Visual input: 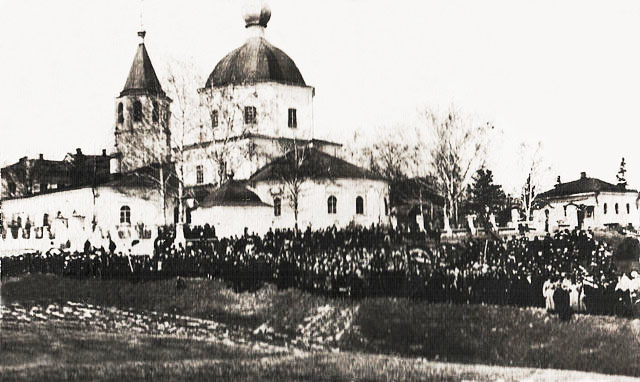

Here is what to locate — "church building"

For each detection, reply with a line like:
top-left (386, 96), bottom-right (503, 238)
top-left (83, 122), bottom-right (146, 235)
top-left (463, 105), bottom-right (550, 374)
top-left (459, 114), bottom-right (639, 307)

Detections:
top-left (1, 0), bottom-right (391, 249)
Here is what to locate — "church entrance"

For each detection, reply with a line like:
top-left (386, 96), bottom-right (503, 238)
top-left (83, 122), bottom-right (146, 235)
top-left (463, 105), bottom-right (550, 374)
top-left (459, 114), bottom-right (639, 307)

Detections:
top-left (577, 208), bottom-right (585, 229)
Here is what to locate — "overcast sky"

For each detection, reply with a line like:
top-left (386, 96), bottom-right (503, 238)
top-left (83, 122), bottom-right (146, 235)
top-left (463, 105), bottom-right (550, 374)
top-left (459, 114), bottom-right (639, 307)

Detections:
top-left (2, 0), bottom-right (640, 194)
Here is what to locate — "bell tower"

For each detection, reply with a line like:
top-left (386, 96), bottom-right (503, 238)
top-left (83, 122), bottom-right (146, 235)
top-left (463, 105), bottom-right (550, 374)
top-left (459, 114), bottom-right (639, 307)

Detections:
top-left (114, 31), bottom-right (171, 173)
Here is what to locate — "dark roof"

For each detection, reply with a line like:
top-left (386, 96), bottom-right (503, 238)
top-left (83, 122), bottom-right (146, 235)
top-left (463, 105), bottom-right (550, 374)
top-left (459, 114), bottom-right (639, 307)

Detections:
top-left (205, 37), bottom-right (306, 88)
top-left (249, 147), bottom-right (382, 182)
top-left (199, 180), bottom-right (270, 208)
top-left (121, 43), bottom-right (165, 97)
top-left (538, 176), bottom-right (636, 199)
top-left (102, 162), bottom-right (178, 193)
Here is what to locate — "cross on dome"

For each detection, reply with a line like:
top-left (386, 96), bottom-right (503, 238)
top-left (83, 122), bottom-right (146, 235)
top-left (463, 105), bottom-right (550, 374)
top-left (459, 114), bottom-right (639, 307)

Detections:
top-left (242, 0), bottom-right (271, 28)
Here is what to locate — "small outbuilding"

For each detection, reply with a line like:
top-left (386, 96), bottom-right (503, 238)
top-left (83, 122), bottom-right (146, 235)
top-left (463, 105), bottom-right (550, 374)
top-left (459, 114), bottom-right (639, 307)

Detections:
top-left (190, 180), bottom-right (273, 238)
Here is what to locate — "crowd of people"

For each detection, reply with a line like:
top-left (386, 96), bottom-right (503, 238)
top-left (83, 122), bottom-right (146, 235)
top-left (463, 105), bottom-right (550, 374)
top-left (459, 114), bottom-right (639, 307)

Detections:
top-left (1, 224), bottom-right (637, 316)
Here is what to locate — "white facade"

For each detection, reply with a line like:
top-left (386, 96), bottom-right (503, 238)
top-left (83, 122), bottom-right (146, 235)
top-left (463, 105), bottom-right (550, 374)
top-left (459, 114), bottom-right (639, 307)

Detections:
top-left (252, 178), bottom-right (391, 230)
top-left (191, 204), bottom-right (273, 238)
top-left (198, 83), bottom-right (314, 143)
top-left (532, 191), bottom-right (639, 232)
top-left (0, 185), bottom-right (172, 254)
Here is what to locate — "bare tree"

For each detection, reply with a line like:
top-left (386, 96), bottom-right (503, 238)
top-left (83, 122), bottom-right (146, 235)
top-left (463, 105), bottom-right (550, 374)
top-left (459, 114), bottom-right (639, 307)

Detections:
top-left (197, 82), bottom-right (265, 185)
top-left (420, 108), bottom-right (492, 230)
top-left (518, 141), bottom-right (551, 222)
top-left (344, 126), bottom-right (413, 182)
top-left (165, 59), bottom-right (203, 225)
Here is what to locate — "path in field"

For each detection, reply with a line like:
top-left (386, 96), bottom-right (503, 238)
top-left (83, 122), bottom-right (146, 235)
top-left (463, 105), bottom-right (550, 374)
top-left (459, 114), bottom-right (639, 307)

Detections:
top-left (0, 302), bottom-right (297, 354)
top-left (2, 302), bottom-right (638, 381)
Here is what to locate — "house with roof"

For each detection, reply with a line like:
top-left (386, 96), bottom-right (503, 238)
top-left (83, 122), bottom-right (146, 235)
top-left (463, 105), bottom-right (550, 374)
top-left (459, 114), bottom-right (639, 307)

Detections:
top-left (532, 171), bottom-right (639, 232)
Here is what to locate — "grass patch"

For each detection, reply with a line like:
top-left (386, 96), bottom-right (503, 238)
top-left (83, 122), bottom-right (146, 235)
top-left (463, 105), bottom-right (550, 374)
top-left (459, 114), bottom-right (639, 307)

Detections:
top-left (344, 298), bottom-right (640, 377)
top-left (6, 274), bottom-right (640, 378)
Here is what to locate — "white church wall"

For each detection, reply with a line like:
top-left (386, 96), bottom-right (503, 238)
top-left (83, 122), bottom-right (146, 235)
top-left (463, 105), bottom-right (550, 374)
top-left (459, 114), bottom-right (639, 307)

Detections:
top-left (191, 205), bottom-right (273, 238)
top-left (253, 178), bottom-right (391, 230)
top-left (0, 186), bottom-right (170, 255)
top-left (198, 83), bottom-right (314, 144)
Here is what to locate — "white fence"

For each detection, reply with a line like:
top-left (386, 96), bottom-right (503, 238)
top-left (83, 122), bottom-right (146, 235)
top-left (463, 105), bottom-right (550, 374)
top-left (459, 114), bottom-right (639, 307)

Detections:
top-left (0, 219), bottom-right (157, 256)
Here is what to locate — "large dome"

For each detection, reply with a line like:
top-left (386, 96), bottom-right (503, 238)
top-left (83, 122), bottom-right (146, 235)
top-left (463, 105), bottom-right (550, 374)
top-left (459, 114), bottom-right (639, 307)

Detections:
top-left (205, 37), bottom-right (306, 88)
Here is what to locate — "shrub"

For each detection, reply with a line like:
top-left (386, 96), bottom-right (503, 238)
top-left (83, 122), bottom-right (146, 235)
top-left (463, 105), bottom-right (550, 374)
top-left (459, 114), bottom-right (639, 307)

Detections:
top-left (615, 237), bottom-right (640, 261)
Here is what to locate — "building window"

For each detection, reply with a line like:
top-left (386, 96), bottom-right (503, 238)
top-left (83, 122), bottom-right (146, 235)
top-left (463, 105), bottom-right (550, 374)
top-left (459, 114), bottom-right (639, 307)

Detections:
top-left (244, 106), bottom-right (257, 125)
top-left (627, 203), bottom-right (631, 214)
top-left (384, 198), bottom-right (389, 216)
top-left (43, 213), bottom-right (49, 227)
top-left (356, 196), bottom-right (364, 215)
top-left (274, 197), bottom-right (281, 217)
top-left (211, 110), bottom-right (219, 128)
top-left (152, 100), bottom-right (159, 122)
top-left (328, 195), bottom-right (337, 214)
top-left (133, 100), bottom-right (143, 122)
top-left (604, 203), bottom-right (608, 214)
top-left (563, 206), bottom-right (567, 217)
top-left (120, 206), bottom-right (131, 224)
top-left (196, 165), bottom-right (204, 184)
top-left (117, 103), bottom-right (124, 124)
top-left (615, 203), bottom-right (619, 214)
top-left (33, 184), bottom-right (40, 193)
top-left (8, 182), bottom-right (16, 195)
top-left (288, 108), bottom-right (297, 128)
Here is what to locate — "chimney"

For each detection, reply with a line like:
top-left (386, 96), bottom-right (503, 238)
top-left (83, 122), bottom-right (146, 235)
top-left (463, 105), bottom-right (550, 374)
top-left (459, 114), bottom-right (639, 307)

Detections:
top-left (39, 154), bottom-right (44, 160)
top-left (102, 149), bottom-right (107, 156)
top-left (76, 148), bottom-right (82, 155)
top-left (580, 171), bottom-right (586, 179)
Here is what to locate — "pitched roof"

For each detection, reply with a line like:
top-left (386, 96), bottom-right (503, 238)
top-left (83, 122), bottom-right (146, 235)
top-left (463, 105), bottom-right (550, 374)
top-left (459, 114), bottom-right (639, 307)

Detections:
top-left (538, 175), bottom-right (636, 199)
top-left (205, 37), bottom-right (306, 88)
top-left (199, 180), bottom-right (270, 208)
top-left (249, 147), bottom-right (382, 182)
top-left (120, 43), bottom-right (165, 97)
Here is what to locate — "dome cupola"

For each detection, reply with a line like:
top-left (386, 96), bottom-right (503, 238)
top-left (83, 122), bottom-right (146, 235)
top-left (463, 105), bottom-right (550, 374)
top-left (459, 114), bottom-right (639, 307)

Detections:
top-left (204, 1), bottom-right (306, 89)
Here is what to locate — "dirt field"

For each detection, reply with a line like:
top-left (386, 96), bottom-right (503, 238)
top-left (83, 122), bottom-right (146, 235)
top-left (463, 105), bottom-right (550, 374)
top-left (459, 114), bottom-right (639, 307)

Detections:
top-left (3, 275), bottom-right (640, 381)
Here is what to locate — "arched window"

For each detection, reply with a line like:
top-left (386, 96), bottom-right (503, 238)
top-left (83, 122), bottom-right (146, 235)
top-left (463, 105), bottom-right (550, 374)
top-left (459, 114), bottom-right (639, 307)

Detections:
top-left (274, 197), bottom-right (281, 217)
top-left (604, 203), bottom-right (608, 214)
top-left (615, 203), bottom-right (619, 214)
top-left (43, 213), bottom-right (49, 227)
top-left (120, 206), bottom-right (131, 224)
top-left (328, 196), bottom-right (337, 214)
top-left (152, 100), bottom-right (159, 122)
top-left (384, 198), bottom-right (389, 216)
top-left (211, 110), bottom-right (219, 128)
top-left (117, 103), bottom-right (124, 124)
top-left (356, 196), bottom-right (364, 215)
top-left (196, 165), bottom-right (204, 184)
top-left (133, 100), bottom-right (143, 122)
top-left (627, 203), bottom-right (631, 214)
